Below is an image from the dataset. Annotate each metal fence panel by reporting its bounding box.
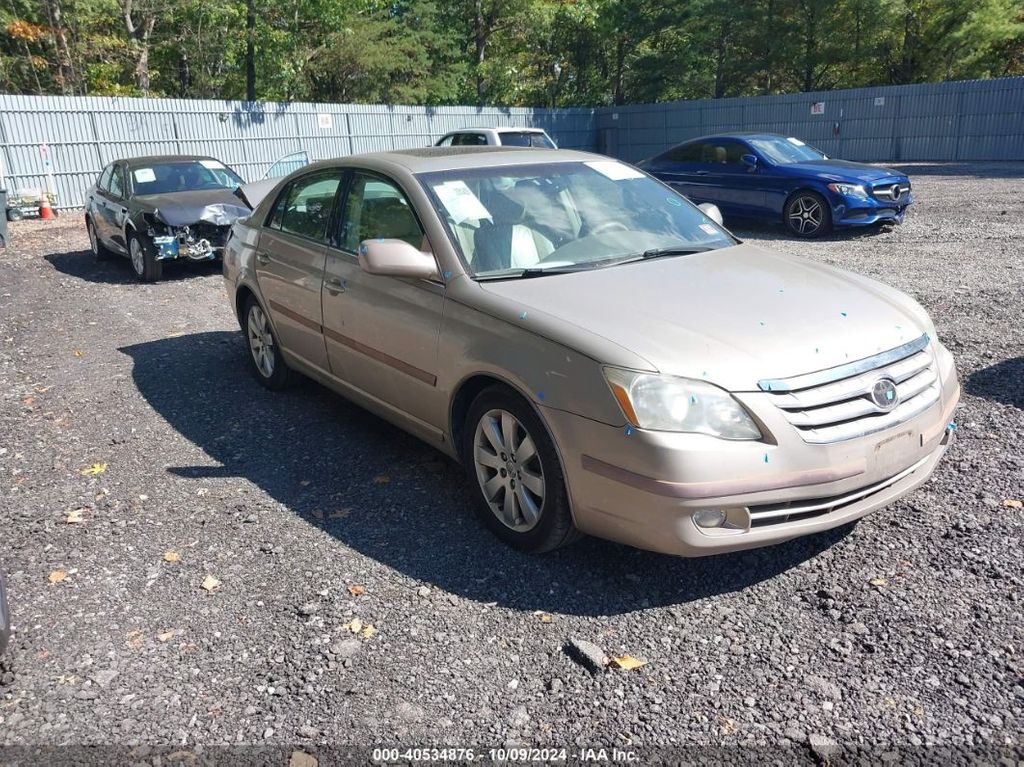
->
[0,77,1021,210]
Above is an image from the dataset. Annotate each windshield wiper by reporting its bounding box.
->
[475,265,590,281]
[639,245,716,259]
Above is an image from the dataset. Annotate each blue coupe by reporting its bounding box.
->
[637,132,913,238]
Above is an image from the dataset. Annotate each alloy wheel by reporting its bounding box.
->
[88,221,98,255]
[472,408,545,532]
[129,237,145,275]
[788,195,823,235]
[247,304,275,378]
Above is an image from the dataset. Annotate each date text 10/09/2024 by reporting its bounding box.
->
[371,747,640,762]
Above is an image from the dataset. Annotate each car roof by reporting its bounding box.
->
[446,126,546,134]
[679,132,791,144]
[294,146,597,174]
[119,155,226,169]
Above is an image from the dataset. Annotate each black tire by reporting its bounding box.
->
[462,385,579,553]
[784,191,832,238]
[6,207,23,222]
[86,217,114,261]
[242,295,292,390]
[128,232,162,282]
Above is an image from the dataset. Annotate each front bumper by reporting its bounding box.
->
[831,191,913,228]
[148,225,228,262]
[544,343,959,557]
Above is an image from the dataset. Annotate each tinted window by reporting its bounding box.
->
[109,165,125,198]
[338,173,425,252]
[97,165,113,192]
[498,132,556,148]
[436,135,455,147]
[452,133,488,146]
[661,142,703,162]
[268,172,342,242]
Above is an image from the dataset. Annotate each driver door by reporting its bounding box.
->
[321,170,447,435]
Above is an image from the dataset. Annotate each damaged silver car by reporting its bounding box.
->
[85,155,251,281]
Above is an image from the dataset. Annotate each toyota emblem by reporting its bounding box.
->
[870,378,900,411]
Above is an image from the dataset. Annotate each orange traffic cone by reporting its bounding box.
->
[39,191,55,221]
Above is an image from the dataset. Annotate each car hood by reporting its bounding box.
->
[782,159,906,183]
[478,243,932,391]
[133,188,251,227]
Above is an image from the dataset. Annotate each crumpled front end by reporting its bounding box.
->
[143,201,249,262]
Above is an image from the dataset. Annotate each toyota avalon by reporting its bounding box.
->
[223,147,958,556]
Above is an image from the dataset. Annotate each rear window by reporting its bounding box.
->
[498,132,556,149]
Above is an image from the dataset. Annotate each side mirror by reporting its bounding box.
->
[741,154,758,171]
[359,238,438,280]
[698,203,724,226]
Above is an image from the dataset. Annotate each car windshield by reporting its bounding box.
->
[420,161,735,279]
[129,160,243,196]
[499,132,556,148]
[748,137,827,164]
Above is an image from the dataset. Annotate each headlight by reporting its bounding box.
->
[827,182,868,199]
[603,368,761,439]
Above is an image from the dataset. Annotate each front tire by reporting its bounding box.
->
[463,386,578,553]
[243,296,291,390]
[785,191,831,238]
[86,218,114,261]
[129,233,162,282]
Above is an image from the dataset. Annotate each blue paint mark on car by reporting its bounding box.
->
[637,132,913,238]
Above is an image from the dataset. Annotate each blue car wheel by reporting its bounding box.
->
[785,191,832,238]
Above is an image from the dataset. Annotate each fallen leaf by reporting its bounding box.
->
[347,584,365,596]
[373,474,390,485]
[360,624,377,639]
[346,618,363,634]
[201,575,221,592]
[22,396,35,407]
[126,629,144,649]
[163,550,182,564]
[537,613,553,623]
[65,508,86,524]
[79,462,107,475]
[1003,499,1023,509]
[73,350,84,358]
[717,714,738,735]
[869,577,888,587]
[157,631,176,643]
[610,655,647,671]
[289,751,318,767]
[48,570,68,584]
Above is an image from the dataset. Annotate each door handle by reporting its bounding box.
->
[255,251,270,265]
[324,277,346,294]
[695,170,710,176]
[120,207,128,215]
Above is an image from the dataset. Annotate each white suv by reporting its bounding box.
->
[435,127,557,149]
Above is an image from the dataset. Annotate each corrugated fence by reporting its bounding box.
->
[1,76,1021,210]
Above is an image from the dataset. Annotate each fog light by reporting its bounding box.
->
[693,509,727,529]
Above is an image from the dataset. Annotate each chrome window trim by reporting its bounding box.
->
[758,334,930,393]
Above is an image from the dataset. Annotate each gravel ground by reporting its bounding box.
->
[0,163,1021,763]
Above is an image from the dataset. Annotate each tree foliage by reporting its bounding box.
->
[1,0,1021,103]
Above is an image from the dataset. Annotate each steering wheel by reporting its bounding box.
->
[589,220,629,236]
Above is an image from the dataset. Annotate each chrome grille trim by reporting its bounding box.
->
[749,454,930,525]
[759,336,941,444]
[758,334,929,393]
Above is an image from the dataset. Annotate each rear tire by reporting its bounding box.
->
[243,295,292,391]
[462,386,579,553]
[6,207,23,222]
[129,233,162,282]
[86,218,114,261]
[784,191,831,238]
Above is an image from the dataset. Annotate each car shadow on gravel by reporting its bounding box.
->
[729,220,894,242]
[966,357,1023,409]
[45,249,221,285]
[120,331,853,616]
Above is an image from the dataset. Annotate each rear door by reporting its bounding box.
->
[101,163,129,252]
[321,170,446,433]
[256,170,344,374]
[87,165,114,243]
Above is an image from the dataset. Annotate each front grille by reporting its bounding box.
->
[748,454,930,527]
[871,181,911,204]
[758,335,940,444]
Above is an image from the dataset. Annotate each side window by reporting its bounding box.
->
[664,143,703,162]
[700,141,745,165]
[97,165,113,192]
[436,135,454,147]
[338,173,425,253]
[269,172,343,242]
[453,133,487,146]
[108,165,125,198]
